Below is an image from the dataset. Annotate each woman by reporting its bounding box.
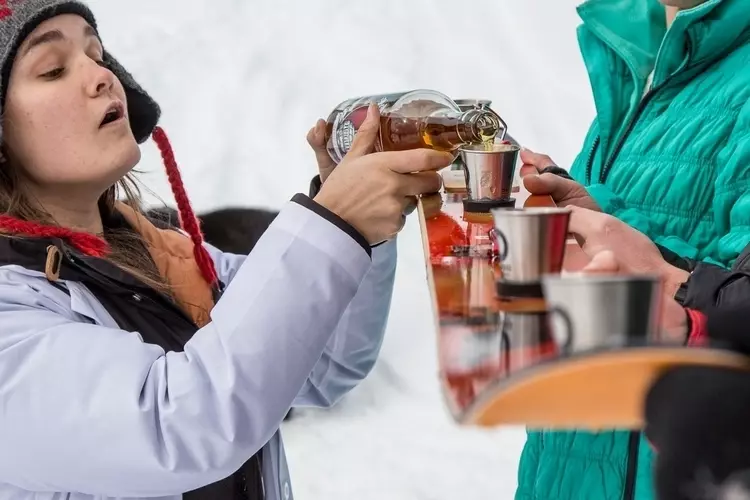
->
[515,0,750,487]
[0,1,450,499]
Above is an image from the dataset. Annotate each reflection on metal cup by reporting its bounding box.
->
[498,311,559,375]
[459,143,520,201]
[541,274,663,355]
[489,206,571,284]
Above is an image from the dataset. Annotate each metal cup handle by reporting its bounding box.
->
[487,228,509,261]
[548,306,575,357]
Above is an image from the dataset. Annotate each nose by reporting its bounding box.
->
[85,59,115,98]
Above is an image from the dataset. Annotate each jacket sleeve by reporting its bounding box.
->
[209,226,397,410]
[0,197,372,497]
[675,244,750,310]
[209,176,397,408]
[294,237,396,407]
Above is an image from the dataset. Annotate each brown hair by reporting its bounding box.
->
[0,160,172,295]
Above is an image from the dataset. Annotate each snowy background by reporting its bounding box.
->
[89,0,595,498]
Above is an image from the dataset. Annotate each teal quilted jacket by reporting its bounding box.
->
[515,0,750,499]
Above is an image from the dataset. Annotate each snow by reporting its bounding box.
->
[88,0,595,497]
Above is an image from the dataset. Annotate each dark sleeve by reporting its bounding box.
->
[290,194,370,257]
[306,175,377,252]
[703,302,750,355]
[309,175,323,198]
[655,243,697,273]
[686,304,750,355]
[673,245,750,310]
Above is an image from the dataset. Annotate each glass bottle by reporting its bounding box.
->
[324,89,507,164]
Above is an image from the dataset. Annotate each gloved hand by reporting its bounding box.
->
[644,306,750,500]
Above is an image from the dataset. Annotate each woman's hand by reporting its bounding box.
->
[314,104,450,244]
[307,119,336,184]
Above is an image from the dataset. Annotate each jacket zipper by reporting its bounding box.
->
[236,468,248,499]
[599,84,664,183]
[240,453,265,499]
[584,136,601,184]
[622,431,640,500]
[584,77,670,185]
[585,38,694,185]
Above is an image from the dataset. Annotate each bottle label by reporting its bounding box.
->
[328,93,404,163]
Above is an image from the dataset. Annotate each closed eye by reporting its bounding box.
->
[39,59,107,80]
[40,67,64,79]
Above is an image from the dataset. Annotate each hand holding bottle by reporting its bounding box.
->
[306,119,336,184]
[314,104,452,244]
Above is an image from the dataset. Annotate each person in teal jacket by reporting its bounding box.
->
[515,0,750,498]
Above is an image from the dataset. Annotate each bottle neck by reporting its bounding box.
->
[456,109,501,144]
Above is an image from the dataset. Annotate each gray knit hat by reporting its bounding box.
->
[0,0,160,144]
[0,0,222,288]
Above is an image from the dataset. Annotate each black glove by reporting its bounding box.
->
[644,306,750,500]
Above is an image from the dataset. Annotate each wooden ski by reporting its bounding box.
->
[417,165,750,430]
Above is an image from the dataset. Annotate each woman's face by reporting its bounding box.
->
[3,14,140,200]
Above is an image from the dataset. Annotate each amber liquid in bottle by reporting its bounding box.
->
[379,109,499,153]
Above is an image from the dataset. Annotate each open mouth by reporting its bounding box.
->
[100,102,125,127]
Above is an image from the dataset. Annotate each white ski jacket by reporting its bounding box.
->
[0,197,397,500]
